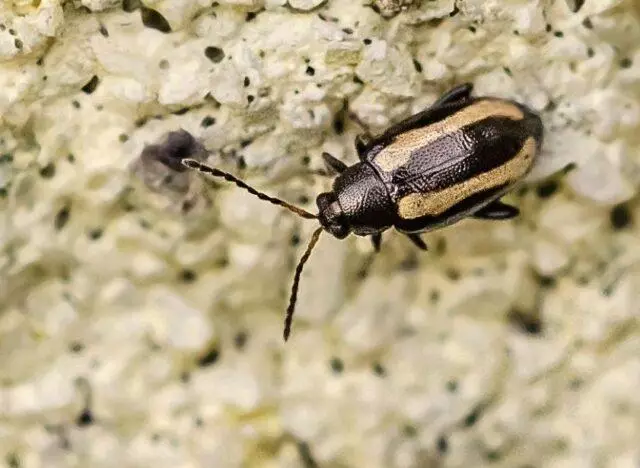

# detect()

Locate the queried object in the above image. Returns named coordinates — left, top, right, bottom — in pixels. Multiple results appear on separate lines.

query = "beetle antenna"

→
left=283, top=226, right=323, bottom=341
left=182, top=158, right=318, bottom=220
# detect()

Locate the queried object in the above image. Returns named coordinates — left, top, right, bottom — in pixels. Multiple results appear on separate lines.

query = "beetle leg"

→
left=355, top=134, right=373, bottom=159
left=473, top=200, right=520, bottom=220
left=321, top=152, right=348, bottom=175
left=371, top=233, right=382, bottom=252
left=432, top=83, right=474, bottom=108
left=405, top=233, right=428, bottom=251
left=347, top=111, right=375, bottom=159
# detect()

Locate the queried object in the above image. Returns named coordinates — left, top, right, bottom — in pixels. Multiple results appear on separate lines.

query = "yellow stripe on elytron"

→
left=397, top=137, right=537, bottom=219
left=374, top=99, right=525, bottom=173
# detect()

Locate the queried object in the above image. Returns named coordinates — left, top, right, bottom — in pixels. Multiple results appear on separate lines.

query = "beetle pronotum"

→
left=182, top=83, right=544, bottom=341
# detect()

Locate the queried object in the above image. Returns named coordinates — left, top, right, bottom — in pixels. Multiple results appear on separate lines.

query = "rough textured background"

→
left=1, top=0, right=639, bottom=467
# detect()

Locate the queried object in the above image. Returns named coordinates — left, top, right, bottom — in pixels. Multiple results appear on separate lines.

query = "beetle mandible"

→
left=181, top=83, right=544, bottom=341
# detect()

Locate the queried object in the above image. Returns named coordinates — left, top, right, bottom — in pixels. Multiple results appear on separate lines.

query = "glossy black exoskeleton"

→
left=180, top=83, right=544, bottom=340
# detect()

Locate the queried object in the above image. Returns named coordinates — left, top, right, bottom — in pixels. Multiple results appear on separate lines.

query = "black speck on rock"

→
left=140, top=6, right=172, bottom=33
left=610, top=203, right=633, bottom=230
left=81, top=75, right=100, bottom=94
left=204, top=46, right=225, bottom=63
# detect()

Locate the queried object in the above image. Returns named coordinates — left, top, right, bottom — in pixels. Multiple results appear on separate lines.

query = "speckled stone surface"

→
left=1, top=1, right=639, bottom=467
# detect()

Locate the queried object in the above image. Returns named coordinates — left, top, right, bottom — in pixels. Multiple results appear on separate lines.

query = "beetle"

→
left=181, top=83, right=544, bottom=341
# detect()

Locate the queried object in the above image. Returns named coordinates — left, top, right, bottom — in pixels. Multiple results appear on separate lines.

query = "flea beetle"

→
left=181, top=83, right=544, bottom=340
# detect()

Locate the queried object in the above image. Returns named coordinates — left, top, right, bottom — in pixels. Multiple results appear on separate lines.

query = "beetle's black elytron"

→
left=181, top=83, right=544, bottom=341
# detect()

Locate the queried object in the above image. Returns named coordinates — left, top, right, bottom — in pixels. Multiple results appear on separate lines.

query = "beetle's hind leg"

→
left=432, top=83, right=473, bottom=108
left=472, top=200, right=519, bottom=220
left=405, top=233, right=428, bottom=251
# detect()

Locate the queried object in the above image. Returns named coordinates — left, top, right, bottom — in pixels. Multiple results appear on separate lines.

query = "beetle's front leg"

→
left=321, top=152, right=348, bottom=175
left=347, top=111, right=375, bottom=160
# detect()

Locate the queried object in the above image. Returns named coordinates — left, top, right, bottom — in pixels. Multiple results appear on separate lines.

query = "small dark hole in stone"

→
left=245, top=11, right=258, bottom=21
left=197, top=347, right=220, bottom=367
left=620, top=57, right=633, bottom=69
left=234, top=331, right=248, bottom=350
left=567, top=0, right=586, bottom=12
left=305, top=66, right=315, bottom=76
left=99, top=24, right=109, bottom=37
left=437, top=435, right=449, bottom=453
left=554, top=31, right=564, bottom=38
left=509, top=308, right=543, bottom=335
left=179, top=269, right=197, bottom=283
left=446, top=268, right=460, bottom=280
left=14, top=38, right=23, bottom=50
left=69, top=341, right=85, bottom=353
left=412, top=59, right=423, bottom=73
left=201, top=116, right=216, bottom=127
left=536, top=273, right=557, bottom=289
left=76, top=408, right=95, bottom=427
left=582, top=17, right=593, bottom=29
left=610, top=203, right=632, bottom=230
left=140, top=7, right=172, bottom=33
left=247, top=95, right=255, bottom=103
left=372, top=362, right=386, bottom=377
left=330, top=357, right=344, bottom=373
left=81, top=75, right=100, bottom=94
left=204, top=46, right=225, bottom=63
left=463, top=404, right=485, bottom=427
left=430, top=289, right=441, bottom=303
left=122, top=0, right=142, bottom=12
left=243, top=76, right=250, bottom=87
left=39, top=163, right=56, bottom=178
left=55, top=205, right=71, bottom=230
left=363, top=38, right=372, bottom=45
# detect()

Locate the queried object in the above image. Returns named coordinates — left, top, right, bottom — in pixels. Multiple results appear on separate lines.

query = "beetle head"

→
left=316, top=192, right=350, bottom=239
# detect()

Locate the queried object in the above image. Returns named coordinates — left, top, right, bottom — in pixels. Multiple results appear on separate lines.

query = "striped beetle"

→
left=181, top=83, right=544, bottom=340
